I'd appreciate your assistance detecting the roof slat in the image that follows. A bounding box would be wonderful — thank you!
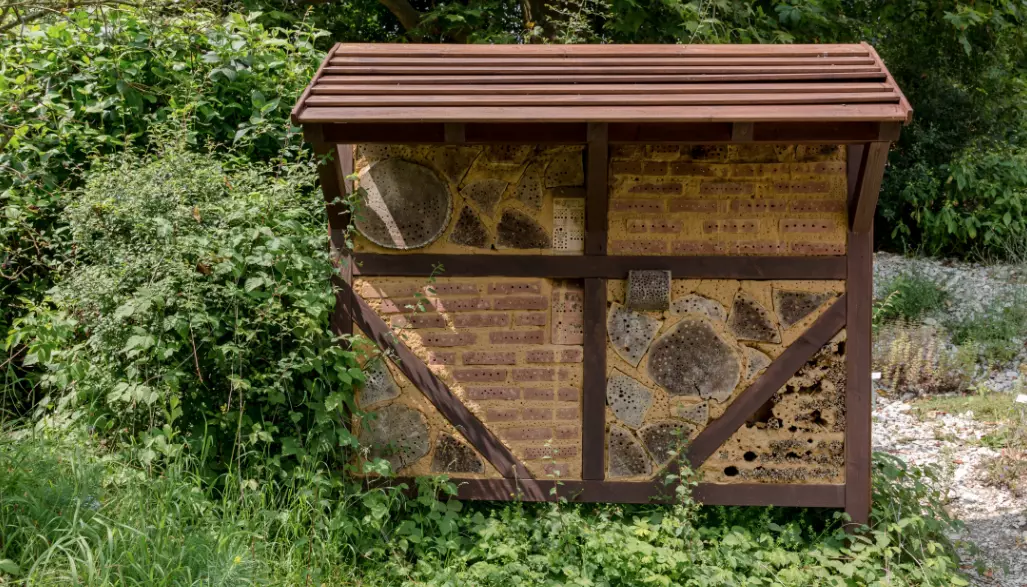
[323,65,883,75]
[331,56,878,66]
[316,72,888,84]
[310,82,895,96]
[304,92,898,107]
[331,44,871,57]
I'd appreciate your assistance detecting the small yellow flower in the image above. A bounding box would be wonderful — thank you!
[233,556,242,565]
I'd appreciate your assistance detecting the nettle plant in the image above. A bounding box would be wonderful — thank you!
[13,142,363,478]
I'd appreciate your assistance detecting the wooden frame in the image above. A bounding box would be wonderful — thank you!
[297,43,906,523]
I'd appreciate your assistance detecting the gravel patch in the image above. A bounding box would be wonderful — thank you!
[874,396,1027,586]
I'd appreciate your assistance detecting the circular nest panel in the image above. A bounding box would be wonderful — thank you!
[647,318,741,401]
[355,159,452,249]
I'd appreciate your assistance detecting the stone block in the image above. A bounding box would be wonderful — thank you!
[728,291,781,343]
[606,371,654,428]
[639,420,694,466]
[647,318,741,401]
[744,346,772,380]
[774,290,835,328]
[545,151,585,187]
[513,163,544,210]
[461,179,507,215]
[449,206,490,248]
[607,424,652,479]
[670,294,726,322]
[355,159,451,250]
[607,303,663,367]
[360,404,430,472]
[358,359,400,408]
[496,209,551,249]
[431,433,484,474]
[626,270,671,312]
[671,400,709,425]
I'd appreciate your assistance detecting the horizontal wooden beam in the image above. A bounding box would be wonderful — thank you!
[354,253,847,280]
[387,477,845,506]
[315,121,894,145]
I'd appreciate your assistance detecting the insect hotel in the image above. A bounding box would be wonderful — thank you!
[291,43,911,524]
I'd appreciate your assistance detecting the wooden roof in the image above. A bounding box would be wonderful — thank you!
[291,42,911,126]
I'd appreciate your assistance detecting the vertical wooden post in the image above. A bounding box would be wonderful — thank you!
[311,135,354,338]
[582,123,609,480]
[845,141,889,527]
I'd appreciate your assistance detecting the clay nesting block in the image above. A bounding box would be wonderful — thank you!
[460,178,508,215]
[355,159,451,249]
[670,294,726,322]
[744,346,772,380]
[728,291,781,343]
[513,164,544,210]
[625,270,671,312]
[607,424,652,479]
[496,209,551,249]
[639,420,694,466]
[671,400,709,425]
[607,303,663,367]
[606,371,654,428]
[358,359,400,408]
[484,145,535,164]
[545,151,585,188]
[360,404,430,472]
[774,290,835,328]
[429,146,480,185]
[431,433,484,474]
[647,318,741,401]
[449,206,490,248]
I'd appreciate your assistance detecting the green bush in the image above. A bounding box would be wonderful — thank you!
[10,141,361,477]
[947,292,1027,364]
[874,271,950,325]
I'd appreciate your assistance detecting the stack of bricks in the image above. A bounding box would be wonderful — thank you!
[607,144,848,256]
[356,277,585,479]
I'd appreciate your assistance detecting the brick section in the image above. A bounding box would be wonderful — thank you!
[490,331,544,345]
[669,200,720,213]
[435,297,492,312]
[669,161,714,176]
[792,242,845,255]
[736,241,788,255]
[523,446,579,460]
[390,314,447,329]
[525,350,555,363]
[453,313,510,328]
[703,219,758,234]
[488,282,541,295]
[522,387,554,401]
[780,218,837,233]
[641,161,668,176]
[542,462,570,477]
[789,199,846,213]
[486,408,519,422]
[521,407,553,420]
[770,181,830,194]
[512,368,556,382]
[628,182,682,195]
[671,241,732,254]
[731,199,787,213]
[514,312,548,326]
[453,368,508,382]
[466,386,520,400]
[610,160,642,175]
[462,351,516,365]
[610,199,665,213]
[505,427,553,441]
[422,332,476,347]
[428,283,480,295]
[560,348,583,363]
[699,182,754,196]
[427,351,457,365]
[609,239,668,254]
[492,295,548,310]
[556,407,580,420]
[557,387,579,402]
[555,426,579,440]
[626,218,682,234]
[551,285,585,345]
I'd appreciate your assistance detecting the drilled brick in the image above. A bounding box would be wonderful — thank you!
[453,368,508,382]
[427,352,457,365]
[558,368,574,381]
[703,219,758,234]
[453,313,510,328]
[560,348,583,363]
[610,199,665,213]
[730,164,759,177]
[700,182,754,196]
[522,387,554,401]
[377,298,431,314]
[780,218,836,233]
[671,241,732,254]
[792,242,845,255]
[730,199,787,213]
[611,160,642,175]
[512,368,555,382]
[789,199,846,213]
[488,282,541,295]
[557,387,579,402]
[466,386,520,400]
[493,295,548,310]
[522,407,553,421]
[771,181,830,194]
[428,283,479,295]
[556,407,579,421]
[736,241,787,255]
[390,314,447,329]
[462,351,516,365]
[514,312,548,327]
[358,282,420,298]
[609,239,668,255]
[525,350,555,363]
[423,332,476,347]
[555,426,579,440]
[669,162,714,176]
[487,408,519,422]
[435,297,492,312]
[626,218,681,234]
[628,182,682,195]
[669,199,720,213]
[641,161,668,176]
[505,427,553,441]
[490,331,544,345]
[524,446,579,460]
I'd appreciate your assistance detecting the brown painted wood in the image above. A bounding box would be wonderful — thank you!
[323,65,884,76]
[685,296,848,468]
[331,43,871,57]
[847,144,866,204]
[388,477,846,506]
[312,82,895,96]
[317,72,888,85]
[582,279,607,480]
[586,123,609,256]
[864,43,913,124]
[849,142,890,232]
[290,43,338,125]
[304,92,899,107]
[322,122,584,144]
[353,253,848,280]
[296,104,910,124]
[732,122,754,142]
[845,230,874,527]
[343,279,531,480]
[444,123,465,143]
[752,121,883,144]
[313,142,354,338]
[331,56,879,67]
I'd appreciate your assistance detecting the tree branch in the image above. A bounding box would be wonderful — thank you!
[376,0,423,33]
[0,0,139,34]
